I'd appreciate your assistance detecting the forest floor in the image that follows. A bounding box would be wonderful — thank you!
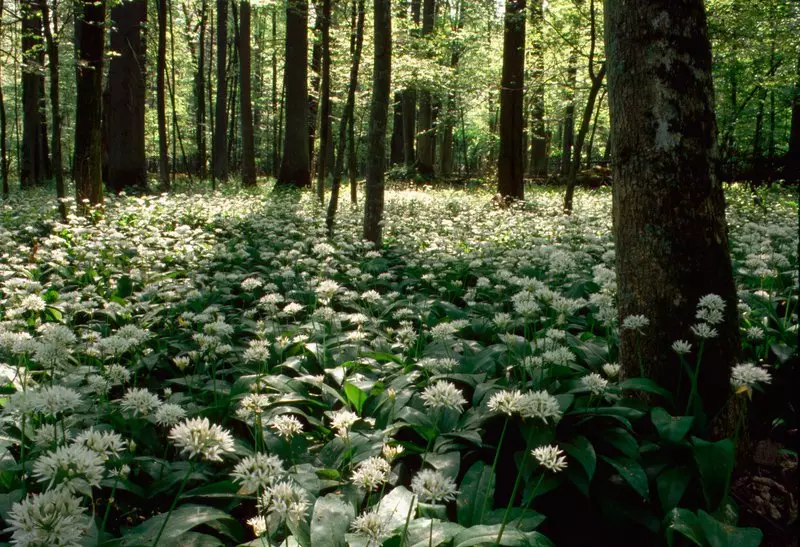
[0,183,797,546]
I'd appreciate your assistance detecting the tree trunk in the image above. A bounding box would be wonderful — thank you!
[585,87,605,169]
[415,0,436,176]
[308,0,323,171]
[74,0,106,208]
[528,0,546,178]
[21,0,45,188]
[271,6,280,177]
[156,0,170,189]
[496,0,525,200]
[316,0,332,201]
[402,89,416,169]
[363,0,391,244]
[390,92,404,165]
[327,0,365,234]
[788,49,800,183]
[240,0,256,186]
[213,0,229,182]
[277,0,311,187]
[196,0,207,176]
[0,0,7,197]
[606,0,741,421]
[40,0,65,215]
[559,49,577,175]
[107,0,147,193]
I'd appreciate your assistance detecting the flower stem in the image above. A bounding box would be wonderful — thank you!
[496,449,529,544]
[479,415,508,523]
[152,463,193,546]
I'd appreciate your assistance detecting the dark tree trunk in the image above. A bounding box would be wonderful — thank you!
[271,7,280,177]
[327,0,365,234]
[0,0,7,197]
[527,0,546,178]
[789,49,800,183]
[559,49,577,175]
[196,0,208,176]
[227,1,239,170]
[415,0,435,176]
[240,0,256,186]
[107,0,147,192]
[308,0,323,171]
[41,0,65,215]
[277,0,311,187]
[21,0,45,188]
[585,87,605,168]
[496,0,525,200]
[363,0,391,244]
[390,92,404,165]
[606,0,740,421]
[213,0,229,182]
[156,0,170,189]
[74,0,106,207]
[316,0,332,201]
[402,90,416,169]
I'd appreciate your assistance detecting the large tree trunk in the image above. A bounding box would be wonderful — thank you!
[327,0,365,234]
[213,0,229,183]
[308,0,322,171]
[240,0,256,186]
[363,0,391,244]
[496,0,525,200]
[107,0,147,193]
[196,0,208,176]
[606,0,740,421]
[527,0,546,178]
[277,0,311,187]
[316,0,332,201]
[156,0,170,189]
[415,0,435,176]
[73,0,106,208]
[21,0,45,188]
[40,0,65,215]
[271,6,280,177]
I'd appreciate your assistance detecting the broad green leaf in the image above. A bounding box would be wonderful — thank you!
[617,378,675,405]
[452,525,553,547]
[310,494,354,547]
[600,455,650,498]
[457,461,496,526]
[121,504,240,545]
[344,381,368,414]
[562,435,596,480]
[665,508,705,547]
[651,407,694,444]
[691,437,734,511]
[656,466,692,511]
[377,486,418,532]
[601,427,640,459]
[697,509,763,547]
[405,519,465,547]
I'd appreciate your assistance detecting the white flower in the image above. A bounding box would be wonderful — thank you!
[697,294,725,313]
[33,445,106,493]
[243,339,271,362]
[72,429,126,459]
[671,340,692,355]
[270,414,304,439]
[155,404,187,427]
[519,390,563,423]
[730,363,772,392]
[247,515,268,537]
[6,489,89,547]
[330,409,359,439]
[487,390,525,416]
[104,364,131,385]
[622,315,649,331]
[241,277,263,291]
[420,381,467,413]
[351,457,391,490]
[691,323,718,339]
[602,363,621,378]
[350,509,390,544]
[532,445,568,473]
[231,453,284,494]
[33,386,82,417]
[261,481,310,524]
[119,388,161,416]
[582,372,608,395]
[744,326,764,341]
[411,469,459,503]
[168,417,235,462]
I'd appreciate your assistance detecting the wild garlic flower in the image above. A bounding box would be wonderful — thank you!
[168,417,235,462]
[241,277,263,291]
[532,445,568,473]
[382,443,404,461]
[351,457,391,490]
[697,294,725,313]
[487,390,525,416]
[582,372,608,395]
[33,445,106,493]
[243,339,271,362]
[33,386,82,417]
[350,509,390,544]
[744,326,765,341]
[671,340,692,355]
[261,481,310,525]
[270,414,304,439]
[236,393,271,424]
[247,515,268,537]
[519,390,562,423]
[730,363,772,392]
[104,364,132,385]
[329,409,359,439]
[118,388,161,416]
[602,363,621,378]
[691,323,718,339]
[410,469,459,503]
[6,489,88,547]
[155,404,187,427]
[231,453,285,494]
[73,429,126,459]
[622,315,649,331]
[420,381,467,413]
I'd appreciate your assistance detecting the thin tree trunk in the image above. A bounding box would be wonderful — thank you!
[74,0,106,208]
[0,0,7,197]
[227,0,239,170]
[196,0,208,176]
[560,49,577,175]
[585,87,605,169]
[788,49,800,183]
[156,0,170,189]
[402,90,416,169]
[107,0,147,193]
[364,0,391,244]
[390,92,404,165]
[316,0,331,201]
[240,0,256,186]
[496,0,526,200]
[327,0,365,233]
[21,0,45,188]
[271,6,279,176]
[308,0,323,172]
[213,0,229,182]
[415,0,435,176]
[528,0,546,177]
[40,0,65,216]
[606,0,741,423]
[276,0,311,187]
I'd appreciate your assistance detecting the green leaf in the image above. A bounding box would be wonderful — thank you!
[697,509,763,547]
[600,455,650,498]
[562,435,596,480]
[457,461,496,526]
[405,519,465,547]
[453,525,551,547]
[691,437,734,511]
[310,494,355,547]
[116,275,133,298]
[121,504,240,545]
[651,407,694,444]
[617,378,675,405]
[656,466,692,511]
[377,486,418,532]
[343,381,368,414]
[601,427,640,459]
[665,508,706,547]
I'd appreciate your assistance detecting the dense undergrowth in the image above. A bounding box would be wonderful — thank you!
[0,184,796,546]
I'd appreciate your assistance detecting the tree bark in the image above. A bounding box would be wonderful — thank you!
[107,0,147,193]
[415,0,436,176]
[527,0,546,177]
[74,0,106,208]
[0,0,7,196]
[40,0,65,215]
[606,0,740,421]
[156,0,170,189]
[196,0,208,176]
[390,92,404,165]
[21,0,46,188]
[327,0,365,234]
[402,89,416,169]
[363,0,391,244]
[277,0,311,187]
[240,0,256,186]
[788,49,800,183]
[316,0,332,201]
[559,48,577,175]
[213,0,229,182]
[308,0,322,170]
[496,0,526,200]
[271,6,280,177]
